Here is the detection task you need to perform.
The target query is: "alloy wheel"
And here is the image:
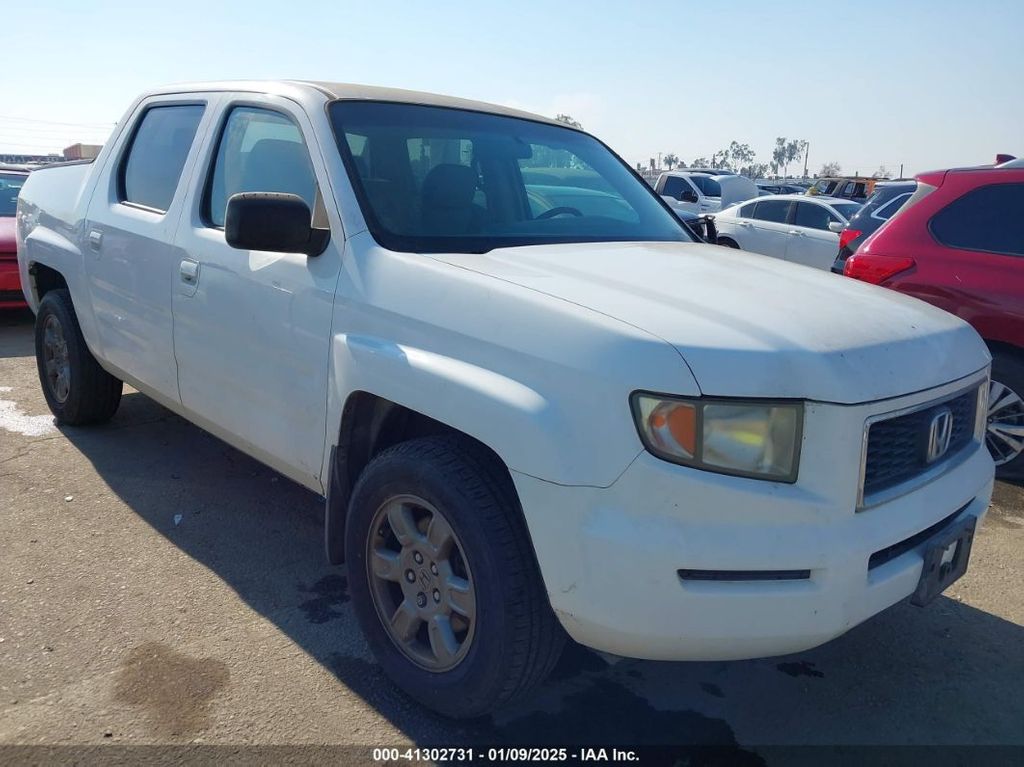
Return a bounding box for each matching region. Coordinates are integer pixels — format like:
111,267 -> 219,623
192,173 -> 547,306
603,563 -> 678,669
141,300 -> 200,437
366,494 -> 476,672
987,378 -> 1024,466
42,314 -> 71,404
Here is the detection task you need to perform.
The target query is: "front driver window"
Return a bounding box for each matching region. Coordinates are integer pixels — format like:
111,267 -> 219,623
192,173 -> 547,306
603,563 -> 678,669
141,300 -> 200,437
661,176 -> 687,198
205,107 -> 318,228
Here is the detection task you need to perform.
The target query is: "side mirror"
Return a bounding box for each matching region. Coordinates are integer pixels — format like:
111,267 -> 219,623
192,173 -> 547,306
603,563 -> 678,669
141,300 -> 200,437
679,189 -> 699,203
225,192 -> 329,256
828,221 -> 845,234
701,214 -> 718,244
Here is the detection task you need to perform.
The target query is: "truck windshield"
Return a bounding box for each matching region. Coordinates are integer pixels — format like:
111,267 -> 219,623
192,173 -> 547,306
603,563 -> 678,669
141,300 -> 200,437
0,173 -> 26,217
329,101 -> 692,253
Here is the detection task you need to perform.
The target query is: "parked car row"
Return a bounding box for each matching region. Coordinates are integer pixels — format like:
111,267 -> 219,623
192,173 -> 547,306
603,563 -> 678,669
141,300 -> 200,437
705,155 -> 1022,478
830,180 -> 917,274
0,166 -> 29,308
841,158 -> 1024,477
808,176 -> 877,202
713,194 -> 862,270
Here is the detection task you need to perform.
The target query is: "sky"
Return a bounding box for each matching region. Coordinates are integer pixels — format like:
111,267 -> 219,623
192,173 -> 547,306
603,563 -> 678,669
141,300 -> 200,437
4,0 -> 1022,177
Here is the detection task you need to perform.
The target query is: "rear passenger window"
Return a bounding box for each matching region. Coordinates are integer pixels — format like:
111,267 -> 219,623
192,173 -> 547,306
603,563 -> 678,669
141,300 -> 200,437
205,107 -> 318,228
120,104 -> 205,212
871,192 -> 912,221
793,202 -> 831,230
753,199 -> 791,223
930,183 -> 1024,257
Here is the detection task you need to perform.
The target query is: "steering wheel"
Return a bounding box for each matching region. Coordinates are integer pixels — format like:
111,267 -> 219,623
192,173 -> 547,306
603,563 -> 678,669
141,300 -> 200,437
536,206 -> 583,220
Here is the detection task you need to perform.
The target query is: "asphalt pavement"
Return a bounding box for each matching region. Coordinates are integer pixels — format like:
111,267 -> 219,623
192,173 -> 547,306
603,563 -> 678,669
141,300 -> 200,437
1,307 -> 1022,761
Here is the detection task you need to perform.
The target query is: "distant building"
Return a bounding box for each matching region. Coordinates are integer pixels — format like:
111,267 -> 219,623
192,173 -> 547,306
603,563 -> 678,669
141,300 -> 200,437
0,152 -> 63,166
0,142 -> 103,166
63,143 -> 102,161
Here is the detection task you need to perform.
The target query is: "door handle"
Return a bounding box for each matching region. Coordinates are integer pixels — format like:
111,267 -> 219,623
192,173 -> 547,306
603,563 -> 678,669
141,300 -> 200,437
788,230 -> 804,236
87,230 -> 103,250
179,260 -> 200,285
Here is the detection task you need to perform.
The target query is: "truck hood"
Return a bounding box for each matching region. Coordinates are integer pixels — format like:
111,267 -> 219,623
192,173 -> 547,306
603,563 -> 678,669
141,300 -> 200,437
433,241 -> 989,404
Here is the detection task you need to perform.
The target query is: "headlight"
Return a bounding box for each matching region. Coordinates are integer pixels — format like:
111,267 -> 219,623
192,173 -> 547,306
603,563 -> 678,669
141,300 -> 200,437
631,393 -> 803,482
975,375 -> 990,442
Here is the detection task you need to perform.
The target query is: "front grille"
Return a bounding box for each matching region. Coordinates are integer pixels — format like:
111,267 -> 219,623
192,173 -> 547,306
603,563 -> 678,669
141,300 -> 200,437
863,389 -> 977,499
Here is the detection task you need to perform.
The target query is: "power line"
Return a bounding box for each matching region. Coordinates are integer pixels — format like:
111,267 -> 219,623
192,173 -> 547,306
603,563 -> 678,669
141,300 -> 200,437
0,114 -> 114,128
0,127 -> 110,139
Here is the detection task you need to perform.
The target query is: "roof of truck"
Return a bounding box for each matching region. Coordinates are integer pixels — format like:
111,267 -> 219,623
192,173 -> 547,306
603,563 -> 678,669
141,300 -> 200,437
144,80 -> 571,129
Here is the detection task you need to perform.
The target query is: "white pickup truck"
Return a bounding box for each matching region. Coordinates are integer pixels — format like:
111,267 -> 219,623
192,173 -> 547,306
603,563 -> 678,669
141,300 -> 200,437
654,170 -> 758,216
16,81 -> 994,718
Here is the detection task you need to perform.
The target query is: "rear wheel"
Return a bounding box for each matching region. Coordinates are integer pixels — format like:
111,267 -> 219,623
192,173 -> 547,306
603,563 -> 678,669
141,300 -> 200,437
718,237 -> 740,249
987,351 -> 1024,478
345,435 -> 564,717
34,289 -> 122,425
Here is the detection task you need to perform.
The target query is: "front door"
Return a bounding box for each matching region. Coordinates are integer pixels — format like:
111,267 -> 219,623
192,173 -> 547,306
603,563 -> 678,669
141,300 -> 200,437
747,199 -> 794,259
171,96 -> 342,489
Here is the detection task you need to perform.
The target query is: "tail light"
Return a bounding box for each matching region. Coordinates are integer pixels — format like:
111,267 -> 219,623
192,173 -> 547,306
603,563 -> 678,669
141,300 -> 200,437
838,228 -> 862,251
843,254 -> 915,285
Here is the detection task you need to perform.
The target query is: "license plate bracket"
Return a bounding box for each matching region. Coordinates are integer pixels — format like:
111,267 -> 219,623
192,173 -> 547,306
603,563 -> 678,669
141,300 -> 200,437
911,516 -> 976,607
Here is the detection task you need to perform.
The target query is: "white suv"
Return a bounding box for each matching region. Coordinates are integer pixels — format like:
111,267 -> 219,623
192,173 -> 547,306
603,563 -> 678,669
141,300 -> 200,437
16,81 -> 994,718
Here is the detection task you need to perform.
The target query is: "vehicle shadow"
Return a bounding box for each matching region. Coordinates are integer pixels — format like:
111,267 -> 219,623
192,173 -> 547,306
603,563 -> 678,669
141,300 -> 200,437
58,391 -> 1024,751
0,308 -> 34,359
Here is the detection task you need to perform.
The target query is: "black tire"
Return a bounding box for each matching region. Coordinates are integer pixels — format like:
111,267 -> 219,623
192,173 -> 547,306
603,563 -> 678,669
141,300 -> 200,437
34,289 -> 122,425
989,350 -> 1024,479
345,435 -> 565,718
718,237 -> 740,249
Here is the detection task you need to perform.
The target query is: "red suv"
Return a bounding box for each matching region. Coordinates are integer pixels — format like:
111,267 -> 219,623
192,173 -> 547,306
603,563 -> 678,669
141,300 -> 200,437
844,158 -> 1024,477
0,167 -> 29,308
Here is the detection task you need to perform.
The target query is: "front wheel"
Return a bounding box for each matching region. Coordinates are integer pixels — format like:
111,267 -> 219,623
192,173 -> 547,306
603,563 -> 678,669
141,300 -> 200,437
717,237 -> 740,249
34,289 -> 122,425
987,351 -> 1024,478
345,435 -> 565,717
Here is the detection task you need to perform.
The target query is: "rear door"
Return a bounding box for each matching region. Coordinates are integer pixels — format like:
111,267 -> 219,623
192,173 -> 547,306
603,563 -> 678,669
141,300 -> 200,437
744,199 -> 794,259
170,94 -> 342,489
84,95 -> 215,402
784,201 -> 841,269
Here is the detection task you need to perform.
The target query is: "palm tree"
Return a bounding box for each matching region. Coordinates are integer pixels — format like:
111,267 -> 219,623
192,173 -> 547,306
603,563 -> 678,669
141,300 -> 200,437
663,153 -> 679,170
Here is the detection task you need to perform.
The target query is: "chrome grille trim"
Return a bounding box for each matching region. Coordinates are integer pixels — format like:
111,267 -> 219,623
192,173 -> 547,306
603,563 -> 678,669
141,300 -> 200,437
857,378 -> 987,511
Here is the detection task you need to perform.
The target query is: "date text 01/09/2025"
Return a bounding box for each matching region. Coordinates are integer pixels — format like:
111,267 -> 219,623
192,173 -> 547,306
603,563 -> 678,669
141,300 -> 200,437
372,747 -> 640,762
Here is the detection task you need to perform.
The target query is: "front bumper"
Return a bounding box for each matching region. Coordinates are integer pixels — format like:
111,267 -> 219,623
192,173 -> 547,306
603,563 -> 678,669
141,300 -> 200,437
0,259 -> 27,307
513,374 -> 994,661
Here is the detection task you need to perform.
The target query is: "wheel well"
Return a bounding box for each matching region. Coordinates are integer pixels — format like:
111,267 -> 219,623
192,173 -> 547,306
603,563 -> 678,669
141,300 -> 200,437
30,263 -> 68,302
325,392 -> 512,564
717,236 -> 739,248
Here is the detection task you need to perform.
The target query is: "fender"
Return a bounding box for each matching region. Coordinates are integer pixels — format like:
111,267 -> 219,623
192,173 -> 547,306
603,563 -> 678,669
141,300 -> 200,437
326,332 -> 641,488
21,226 -> 109,361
